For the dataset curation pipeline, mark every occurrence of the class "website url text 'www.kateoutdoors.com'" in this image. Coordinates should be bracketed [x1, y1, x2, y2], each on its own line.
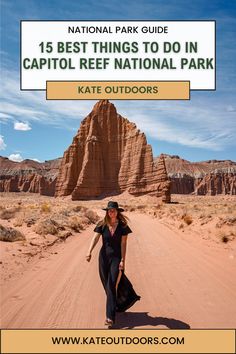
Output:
[51, 335, 184, 346]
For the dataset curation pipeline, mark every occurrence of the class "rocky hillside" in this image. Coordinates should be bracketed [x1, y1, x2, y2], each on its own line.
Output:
[0, 100, 171, 201]
[156, 155, 236, 195]
[1, 154, 235, 197]
[0, 157, 61, 196]
[1, 100, 235, 197]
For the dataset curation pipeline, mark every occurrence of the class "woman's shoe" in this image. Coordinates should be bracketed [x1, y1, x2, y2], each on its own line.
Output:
[104, 318, 113, 328]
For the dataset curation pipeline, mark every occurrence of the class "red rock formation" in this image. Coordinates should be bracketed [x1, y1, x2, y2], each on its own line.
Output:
[55, 100, 171, 201]
[0, 175, 19, 192]
[0, 157, 59, 196]
[160, 155, 236, 195]
[156, 154, 171, 202]
[2, 101, 235, 198]
[195, 172, 236, 195]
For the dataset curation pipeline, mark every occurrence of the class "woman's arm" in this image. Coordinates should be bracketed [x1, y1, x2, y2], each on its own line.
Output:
[119, 235, 127, 270]
[86, 233, 101, 262]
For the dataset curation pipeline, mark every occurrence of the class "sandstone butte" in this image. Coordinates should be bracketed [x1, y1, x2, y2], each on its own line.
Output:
[1, 101, 236, 197]
[55, 100, 171, 202]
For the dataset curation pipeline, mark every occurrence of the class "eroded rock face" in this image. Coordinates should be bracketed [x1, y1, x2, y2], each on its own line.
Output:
[0, 157, 59, 196]
[1, 103, 235, 198]
[160, 155, 236, 195]
[55, 100, 171, 201]
[195, 172, 236, 195]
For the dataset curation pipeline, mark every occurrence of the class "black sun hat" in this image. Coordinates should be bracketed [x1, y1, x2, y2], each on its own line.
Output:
[102, 201, 124, 212]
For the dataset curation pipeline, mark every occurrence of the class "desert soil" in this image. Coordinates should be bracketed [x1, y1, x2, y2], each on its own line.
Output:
[0, 193, 236, 329]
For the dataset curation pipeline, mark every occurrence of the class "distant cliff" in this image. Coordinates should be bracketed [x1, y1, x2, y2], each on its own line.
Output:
[157, 155, 236, 195]
[0, 157, 60, 196]
[1, 101, 235, 198]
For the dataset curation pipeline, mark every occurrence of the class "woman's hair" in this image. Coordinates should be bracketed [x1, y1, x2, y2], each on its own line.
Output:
[99, 210, 129, 228]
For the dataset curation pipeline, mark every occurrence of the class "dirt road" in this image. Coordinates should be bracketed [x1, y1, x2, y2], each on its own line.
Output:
[1, 213, 236, 329]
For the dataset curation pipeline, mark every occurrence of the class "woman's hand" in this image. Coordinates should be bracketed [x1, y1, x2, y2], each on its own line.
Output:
[86, 253, 92, 262]
[119, 260, 125, 271]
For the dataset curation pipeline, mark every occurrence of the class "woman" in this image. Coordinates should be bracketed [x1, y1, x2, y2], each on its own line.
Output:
[86, 201, 140, 328]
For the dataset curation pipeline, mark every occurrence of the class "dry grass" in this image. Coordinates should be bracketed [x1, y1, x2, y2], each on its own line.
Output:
[0, 195, 100, 241]
[0, 193, 235, 247]
[13, 217, 24, 227]
[67, 216, 83, 232]
[136, 205, 146, 210]
[40, 203, 51, 213]
[73, 205, 87, 213]
[0, 206, 21, 220]
[84, 209, 99, 224]
[34, 219, 59, 236]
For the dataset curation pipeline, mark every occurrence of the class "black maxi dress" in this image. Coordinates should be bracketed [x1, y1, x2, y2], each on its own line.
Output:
[94, 221, 141, 322]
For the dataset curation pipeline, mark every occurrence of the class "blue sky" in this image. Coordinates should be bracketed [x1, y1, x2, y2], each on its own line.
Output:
[0, 0, 236, 163]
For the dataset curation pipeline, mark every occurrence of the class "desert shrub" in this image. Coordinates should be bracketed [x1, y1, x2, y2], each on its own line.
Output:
[80, 216, 91, 227]
[84, 209, 99, 224]
[14, 215, 37, 227]
[183, 215, 193, 225]
[25, 217, 37, 227]
[58, 231, 72, 240]
[0, 206, 21, 220]
[227, 206, 235, 214]
[13, 217, 24, 227]
[221, 235, 229, 243]
[60, 209, 72, 217]
[137, 205, 145, 210]
[0, 224, 25, 242]
[169, 207, 176, 214]
[48, 213, 67, 229]
[67, 216, 82, 232]
[34, 218, 59, 235]
[40, 203, 51, 213]
[216, 216, 236, 228]
[179, 223, 184, 229]
[226, 217, 236, 225]
[73, 205, 87, 213]
[26, 204, 37, 210]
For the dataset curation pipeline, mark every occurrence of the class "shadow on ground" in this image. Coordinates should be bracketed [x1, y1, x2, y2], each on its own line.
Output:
[113, 312, 190, 329]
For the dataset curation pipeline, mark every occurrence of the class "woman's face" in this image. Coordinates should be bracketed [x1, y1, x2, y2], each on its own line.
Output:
[108, 208, 118, 219]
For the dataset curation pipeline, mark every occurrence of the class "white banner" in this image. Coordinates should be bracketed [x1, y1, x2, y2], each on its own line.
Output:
[21, 21, 215, 90]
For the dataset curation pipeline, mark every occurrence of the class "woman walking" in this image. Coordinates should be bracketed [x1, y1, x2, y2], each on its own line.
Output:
[86, 201, 140, 328]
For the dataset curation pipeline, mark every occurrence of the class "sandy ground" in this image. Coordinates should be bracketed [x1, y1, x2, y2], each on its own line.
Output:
[0, 193, 236, 329]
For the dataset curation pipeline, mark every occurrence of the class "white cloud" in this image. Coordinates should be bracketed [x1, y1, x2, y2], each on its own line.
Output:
[0, 112, 11, 119]
[0, 135, 7, 150]
[14, 121, 31, 131]
[0, 70, 93, 125]
[130, 114, 223, 150]
[121, 98, 236, 151]
[8, 153, 23, 162]
[121, 102, 222, 152]
[31, 158, 41, 162]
